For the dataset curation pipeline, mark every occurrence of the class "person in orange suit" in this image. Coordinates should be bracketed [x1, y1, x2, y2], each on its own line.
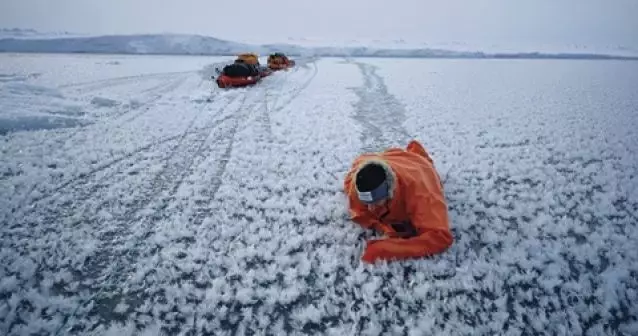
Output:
[343, 140, 453, 263]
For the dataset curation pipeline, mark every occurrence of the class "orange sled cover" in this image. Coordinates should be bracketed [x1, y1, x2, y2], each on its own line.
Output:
[216, 74, 260, 88]
[268, 59, 296, 71]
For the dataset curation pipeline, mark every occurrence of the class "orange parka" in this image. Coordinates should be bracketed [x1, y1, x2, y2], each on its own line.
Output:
[343, 140, 453, 263]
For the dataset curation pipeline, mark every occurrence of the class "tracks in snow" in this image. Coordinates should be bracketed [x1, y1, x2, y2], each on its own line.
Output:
[104, 74, 192, 126]
[58, 70, 195, 93]
[1, 89, 250, 335]
[348, 60, 412, 152]
[270, 61, 318, 115]
[54, 87, 270, 334]
[92, 60, 320, 335]
[43, 71, 197, 149]
[0, 59, 320, 336]
[9, 72, 196, 213]
[82, 94, 245, 273]
[69, 72, 192, 132]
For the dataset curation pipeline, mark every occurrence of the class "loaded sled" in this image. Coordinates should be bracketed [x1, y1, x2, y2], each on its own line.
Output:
[267, 52, 295, 71]
[215, 62, 261, 88]
[214, 53, 272, 88]
[236, 52, 273, 77]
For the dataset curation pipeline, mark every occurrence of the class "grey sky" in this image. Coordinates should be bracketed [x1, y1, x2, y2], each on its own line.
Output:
[1, 0, 636, 49]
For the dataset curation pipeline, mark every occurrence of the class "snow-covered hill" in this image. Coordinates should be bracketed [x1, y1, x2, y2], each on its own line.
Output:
[0, 33, 259, 56]
[0, 30, 637, 60]
[0, 27, 84, 39]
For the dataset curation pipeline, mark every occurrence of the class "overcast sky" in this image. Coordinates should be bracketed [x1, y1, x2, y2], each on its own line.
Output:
[1, 0, 636, 49]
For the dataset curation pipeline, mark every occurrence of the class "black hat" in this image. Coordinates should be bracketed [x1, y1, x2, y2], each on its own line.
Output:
[355, 162, 390, 203]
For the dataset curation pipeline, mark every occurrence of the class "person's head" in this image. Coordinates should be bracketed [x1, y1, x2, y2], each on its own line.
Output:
[355, 160, 394, 209]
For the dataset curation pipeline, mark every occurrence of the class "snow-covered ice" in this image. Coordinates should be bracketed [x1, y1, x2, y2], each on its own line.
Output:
[1, 53, 637, 335]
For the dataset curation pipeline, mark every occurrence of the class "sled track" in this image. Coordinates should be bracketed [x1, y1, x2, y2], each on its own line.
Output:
[58, 70, 195, 93]
[76, 95, 244, 293]
[270, 61, 318, 115]
[107, 74, 191, 126]
[184, 91, 271, 336]
[249, 61, 317, 145]
[15, 74, 205, 212]
[52, 89, 263, 334]
[262, 69, 289, 116]
[14, 128, 189, 214]
[200, 97, 252, 204]
[261, 89, 275, 142]
[0, 72, 188, 163]
[182, 71, 343, 334]
[9, 64, 302, 220]
[42, 89, 236, 210]
[22, 95, 224, 211]
[82, 90, 260, 334]
[5, 61, 313, 335]
[261, 71, 291, 142]
[1, 91, 245, 324]
[8, 91, 231, 256]
[348, 60, 412, 152]
[48, 73, 191, 147]
[113, 87, 271, 336]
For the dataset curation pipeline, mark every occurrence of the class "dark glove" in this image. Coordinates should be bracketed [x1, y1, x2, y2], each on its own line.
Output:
[389, 221, 418, 238]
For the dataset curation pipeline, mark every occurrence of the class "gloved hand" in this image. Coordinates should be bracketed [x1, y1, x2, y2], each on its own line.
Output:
[361, 239, 385, 263]
[371, 222, 394, 235]
[361, 222, 419, 263]
[389, 221, 417, 238]
[370, 221, 417, 238]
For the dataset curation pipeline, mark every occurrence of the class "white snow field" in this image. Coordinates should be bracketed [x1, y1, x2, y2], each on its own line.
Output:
[1, 53, 637, 335]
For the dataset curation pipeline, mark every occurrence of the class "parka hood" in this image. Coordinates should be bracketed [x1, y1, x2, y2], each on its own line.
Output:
[353, 158, 398, 200]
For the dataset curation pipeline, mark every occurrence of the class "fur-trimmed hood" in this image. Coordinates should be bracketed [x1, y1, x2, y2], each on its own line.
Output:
[353, 158, 398, 200]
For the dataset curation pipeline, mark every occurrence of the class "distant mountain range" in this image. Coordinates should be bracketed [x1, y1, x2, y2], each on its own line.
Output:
[1, 28, 636, 60]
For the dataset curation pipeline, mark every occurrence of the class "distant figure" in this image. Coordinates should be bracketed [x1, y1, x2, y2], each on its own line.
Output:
[343, 140, 453, 263]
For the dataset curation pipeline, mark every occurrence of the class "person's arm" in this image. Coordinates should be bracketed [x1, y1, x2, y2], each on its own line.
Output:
[361, 180, 453, 263]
